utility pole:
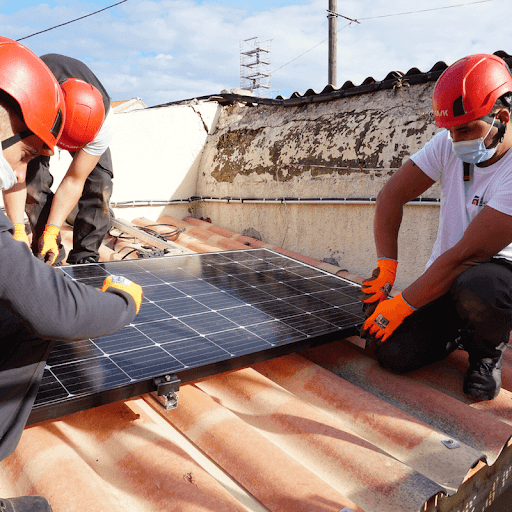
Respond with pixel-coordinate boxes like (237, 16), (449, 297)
(328, 0), (337, 87)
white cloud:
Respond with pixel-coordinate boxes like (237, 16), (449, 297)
(4, 0), (511, 106)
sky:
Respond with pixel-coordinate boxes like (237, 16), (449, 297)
(1, 0), (510, 107)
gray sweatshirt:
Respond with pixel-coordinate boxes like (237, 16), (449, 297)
(0, 210), (137, 343)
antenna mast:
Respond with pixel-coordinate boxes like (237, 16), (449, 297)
(240, 37), (272, 98)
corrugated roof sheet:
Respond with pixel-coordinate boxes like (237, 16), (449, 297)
(150, 51), (512, 109)
(1, 214), (511, 512)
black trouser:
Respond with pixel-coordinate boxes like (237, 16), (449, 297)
(375, 260), (512, 373)
(0, 306), (53, 460)
(25, 149), (113, 264)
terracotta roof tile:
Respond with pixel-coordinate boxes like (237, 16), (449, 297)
(2, 214), (512, 512)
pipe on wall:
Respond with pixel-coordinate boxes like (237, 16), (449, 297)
(110, 196), (440, 208)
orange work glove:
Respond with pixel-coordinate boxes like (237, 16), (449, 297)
(360, 293), (416, 342)
(360, 258), (398, 305)
(13, 223), (30, 248)
(37, 224), (62, 266)
(101, 275), (143, 314)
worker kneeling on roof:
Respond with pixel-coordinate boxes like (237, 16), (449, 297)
(0, 37), (142, 512)
(360, 53), (512, 401)
(3, 53), (114, 266)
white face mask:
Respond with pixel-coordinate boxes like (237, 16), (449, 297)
(451, 117), (498, 164)
(0, 139), (17, 191)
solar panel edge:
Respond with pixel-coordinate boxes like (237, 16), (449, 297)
(29, 249), (364, 422)
(28, 326), (358, 425)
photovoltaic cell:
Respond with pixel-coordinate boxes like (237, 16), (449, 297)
(30, 248), (365, 423)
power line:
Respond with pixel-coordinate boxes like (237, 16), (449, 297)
(273, 22), (352, 74)
(273, 0), (491, 74)
(359, 0), (491, 20)
(16, 0), (128, 42)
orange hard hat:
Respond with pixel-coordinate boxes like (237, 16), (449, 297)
(0, 36), (65, 155)
(58, 78), (105, 151)
(433, 54), (512, 128)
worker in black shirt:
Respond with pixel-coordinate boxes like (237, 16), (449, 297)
(3, 53), (115, 265)
(0, 38), (142, 512)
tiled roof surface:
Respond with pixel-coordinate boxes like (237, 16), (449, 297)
(1, 215), (512, 511)
(151, 51), (512, 109)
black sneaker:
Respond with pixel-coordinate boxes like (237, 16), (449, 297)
(463, 352), (504, 400)
(0, 496), (52, 512)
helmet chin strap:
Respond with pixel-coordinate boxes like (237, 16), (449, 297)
(481, 114), (507, 146)
(1, 129), (33, 150)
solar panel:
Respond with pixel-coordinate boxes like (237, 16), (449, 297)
(28, 249), (365, 424)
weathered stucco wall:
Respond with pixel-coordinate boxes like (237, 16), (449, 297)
(198, 83), (440, 199)
(194, 82), (443, 289)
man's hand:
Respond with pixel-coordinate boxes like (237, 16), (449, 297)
(101, 275), (143, 314)
(360, 293), (415, 342)
(37, 224), (62, 265)
(360, 258), (398, 306)
(13, 223), (30, 248)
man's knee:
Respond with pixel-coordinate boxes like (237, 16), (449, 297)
(84, 170), (112, 204)
(375, 339), (418, 374)
(451, 262), (512, 319)
(452, 263), (493, 296)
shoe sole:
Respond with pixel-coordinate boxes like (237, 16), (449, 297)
(464, 388), (499, 400)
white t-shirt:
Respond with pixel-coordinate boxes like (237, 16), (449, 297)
(411, 130), (512, 268)
(80, 108), (115, 157)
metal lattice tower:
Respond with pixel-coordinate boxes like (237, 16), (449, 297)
(240, 37), (272, 98)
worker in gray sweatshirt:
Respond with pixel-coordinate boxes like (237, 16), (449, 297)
(0, 37), (142, 512)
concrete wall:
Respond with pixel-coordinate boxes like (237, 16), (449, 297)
(192, 83), (443, 290)
(195, 201), (439, 289)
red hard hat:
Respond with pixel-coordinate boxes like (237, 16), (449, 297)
(0, 36), (64, 155)
(433, 54), (512, 128)
(58, 78), (105, 151)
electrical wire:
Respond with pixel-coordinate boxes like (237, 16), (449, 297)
(273, 22), (352, 74)
(107, 230), (175, 260)
(16, 0), (128, 42)
(104, 227), (141, 259)
(138, 223), (185, 242)
(358, 0), (491, 20)
(120, 247), (139, 260)
(273, 0), (491, 74)
(106, 223), (184, 260)
(107, 227), (136, 250)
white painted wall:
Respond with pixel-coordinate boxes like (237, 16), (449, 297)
(1, 101), (222, 221)
(108, 102), (221, 204)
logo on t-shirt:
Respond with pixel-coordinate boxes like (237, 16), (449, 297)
(472, 195), (486, 207)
